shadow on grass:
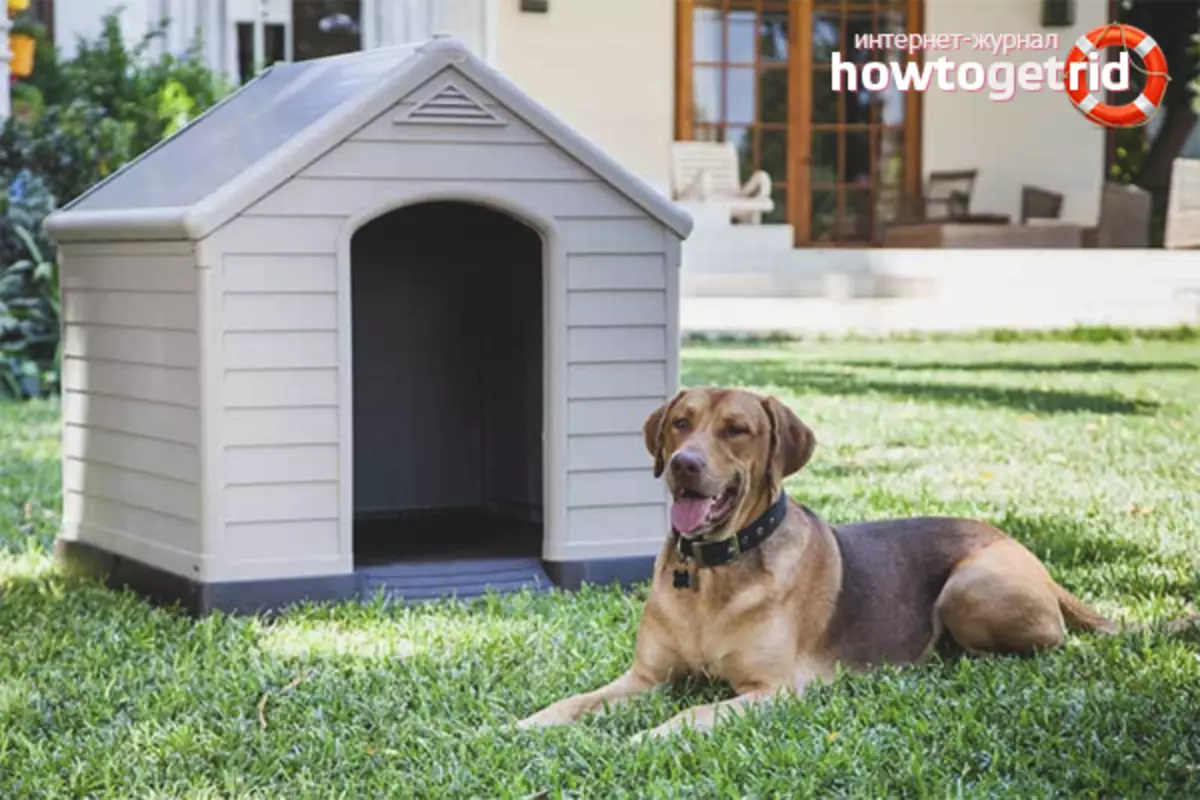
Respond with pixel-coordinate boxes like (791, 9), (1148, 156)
(808, 460), (922, 480)
(993, 512), (1158, 568)
(826, 359), (1199, 374)
(684, 358), (1159, 416)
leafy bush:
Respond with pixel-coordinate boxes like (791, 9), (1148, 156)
(0, 99), (136, 210)
(0, 9), (230, 397)
(0, 172), (60, 398)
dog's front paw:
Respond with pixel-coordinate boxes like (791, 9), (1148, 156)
(516, 704), (571, 729)
(629, 722), (677, 745)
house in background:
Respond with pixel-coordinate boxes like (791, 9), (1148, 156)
(26, 0), (1200, 332)
(33, 0), (1111, 225)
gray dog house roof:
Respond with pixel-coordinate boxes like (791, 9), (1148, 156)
(44, 37), (693, 243)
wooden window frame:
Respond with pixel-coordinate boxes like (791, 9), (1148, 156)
(675, 0), (925, 247)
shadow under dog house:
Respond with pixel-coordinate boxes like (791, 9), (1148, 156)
(43, 37), (693, 615)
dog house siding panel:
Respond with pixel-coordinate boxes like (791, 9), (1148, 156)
(568, 327), (667, 363)
(566, 504), (666, 541)
(560, 219), (666, 255)
(225, 483), (339, 523)
(64, 492), (198, 553)
(60, 255), (197, 292)
(246, 178), (639, 220)
(62, 392), (200, 446)
(223, 294), (338, 332)
(222, 254), (337, 292)
(568, 434), (648, 472)
(63, 423), (199, 481)
(63, 290), (198, 330)
(224, 520), (341, 562)
(301, 141), (592, 183)
(568, 470), (664, 508)
(63, 458), (200, 521)
(568, 397), (664, 436)
(567, 362), (667, 399)
(566, 254), (667, 291)
(224, 370), (339, 408)
(61, 358), (200, 407)
(224, 445), (340, 484)
(61, 520), (204, 578)
(223, 408), (339, 447)
(223, 332), (338, 370)
(546, 534), (664, 561)
(217, 216), (343, 255)
(59, 242), (196, 258)
(63, 326), (199, 370)
(567, 291), (666, 327)
(216, 556), (349, 583)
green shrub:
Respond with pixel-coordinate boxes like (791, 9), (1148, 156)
(0, 176), (60, 398)
(0, 9), (231, 397)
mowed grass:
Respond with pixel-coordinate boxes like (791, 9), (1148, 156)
(2, 338), (1199, 797)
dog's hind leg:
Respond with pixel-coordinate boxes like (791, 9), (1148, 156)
(934, 539), (1068, 656)
(914, 612), (947, 663)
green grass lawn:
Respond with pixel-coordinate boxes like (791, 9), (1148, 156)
(2, 337), (1199, 797)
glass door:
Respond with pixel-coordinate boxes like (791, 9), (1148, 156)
(676, 0), (924, 245)
(801, 0), (922, 244)
(680, 0), (793, 224)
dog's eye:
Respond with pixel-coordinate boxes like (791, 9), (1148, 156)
(723, 425), (751, 437)
(672, 418), (690, 432)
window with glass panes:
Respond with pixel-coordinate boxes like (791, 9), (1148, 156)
(675, 0), (923, 245)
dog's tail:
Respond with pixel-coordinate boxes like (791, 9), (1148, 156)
(1053, 584), (1120, 634)
(1053, 583), (1200, 635)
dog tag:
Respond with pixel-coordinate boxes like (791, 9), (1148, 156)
(673, 569), (691, 589)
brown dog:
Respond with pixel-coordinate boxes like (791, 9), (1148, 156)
(517, 386), (1157, 742)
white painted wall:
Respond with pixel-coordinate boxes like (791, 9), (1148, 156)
(50, 0), (494, 78)
(493, 0), (675, 196)
(53, 0), (151, 58)
(922, 0), (1109, 225)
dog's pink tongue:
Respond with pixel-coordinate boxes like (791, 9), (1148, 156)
(671, 496), (713, 535)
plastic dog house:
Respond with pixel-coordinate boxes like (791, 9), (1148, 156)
(43, 37), (693, 614)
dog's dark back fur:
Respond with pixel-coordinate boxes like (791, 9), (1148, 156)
(820, 515), (1003, 668)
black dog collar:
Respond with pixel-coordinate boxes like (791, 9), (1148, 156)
(671, 491), (790, 587)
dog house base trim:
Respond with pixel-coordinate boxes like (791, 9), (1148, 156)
(55, 538), (656, 616)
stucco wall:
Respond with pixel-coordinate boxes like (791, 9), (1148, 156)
(53, 0), (150, 58)
(922, 0), (1108, 225)
(493, 0), (675, 196)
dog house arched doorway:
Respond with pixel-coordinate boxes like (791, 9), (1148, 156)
(349, 200), (546, 591)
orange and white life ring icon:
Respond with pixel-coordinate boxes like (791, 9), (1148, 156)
(1065, 23), (1169, 128)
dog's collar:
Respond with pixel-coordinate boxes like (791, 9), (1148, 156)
(671, 491), (790, 574)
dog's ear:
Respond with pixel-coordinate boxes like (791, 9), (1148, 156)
(761, 394), (815, 486)
(643, 389), (687, 478)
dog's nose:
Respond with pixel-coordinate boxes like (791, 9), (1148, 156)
(669, 450), (705, 478)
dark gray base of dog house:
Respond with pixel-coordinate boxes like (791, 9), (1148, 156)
(55, 538), (655, 616)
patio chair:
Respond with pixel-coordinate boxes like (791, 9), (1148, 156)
(1083, 181), (1151, 248)
(890, 169), (1011, 230)
(670, 141), (774, 225)
(916, 169), (978, 220)
(1020, 185), (1065, 224)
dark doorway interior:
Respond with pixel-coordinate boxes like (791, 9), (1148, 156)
(350, 201), (543, 568)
